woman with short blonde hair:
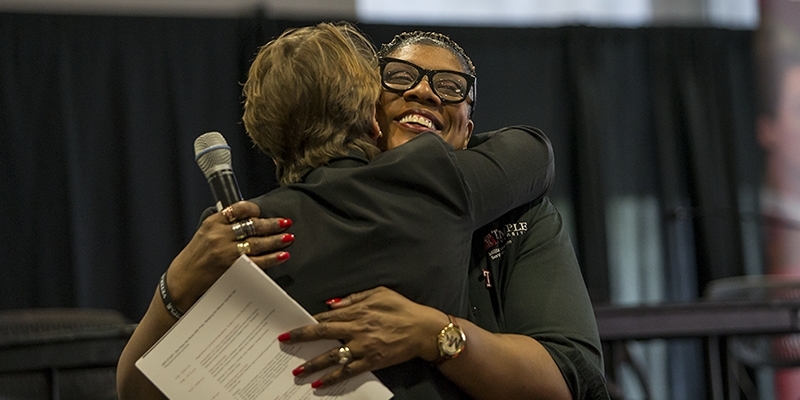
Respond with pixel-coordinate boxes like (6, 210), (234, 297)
(243, 22), (381, 185)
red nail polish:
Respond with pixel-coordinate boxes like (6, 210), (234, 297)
(311, 380), (323, 389)
(278, 332), (291, 342)
(279, 218), (292, 228)
(292, 365), (305, 377)
(325, 298), (341, 305)
(282, 233), (295, 243)
(277, 252), (290, 261)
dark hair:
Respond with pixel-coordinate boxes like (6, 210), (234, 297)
(378, 31), (477, 115)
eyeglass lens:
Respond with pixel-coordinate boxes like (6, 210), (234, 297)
(381, 61), (470, 103)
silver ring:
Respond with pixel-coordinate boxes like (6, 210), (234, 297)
(237, 241), (252, 255)
(232, 219), (256, 240)
(337, 346), (353, 365)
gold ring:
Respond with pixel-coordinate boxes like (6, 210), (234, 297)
(337, 346), (353, 365)
(221, 206), (237, 223)
(237, 241), (251, 255)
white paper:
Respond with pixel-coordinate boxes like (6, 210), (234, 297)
(136, 255), (393, 400)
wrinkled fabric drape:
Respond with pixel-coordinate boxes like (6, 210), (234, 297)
(0, 12), (280, 318)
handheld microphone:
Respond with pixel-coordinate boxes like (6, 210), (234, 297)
(194, 131), (243, 210)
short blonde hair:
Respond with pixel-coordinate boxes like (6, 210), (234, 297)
(242, 22), (381, 185)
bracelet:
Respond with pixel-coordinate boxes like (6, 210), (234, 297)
(159, 271), (185, 320)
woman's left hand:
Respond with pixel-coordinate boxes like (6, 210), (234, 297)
(277, 286), (448, 388)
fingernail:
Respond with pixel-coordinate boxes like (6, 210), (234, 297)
(325, 298), (341, 305)
(282, 233), (295, 243)
(279, 218), (292, 228)
(277, 252), (290, 261)
(292, 365), (305, 376)
(278, 332), (291, 342)
(311, 380), (324, 389)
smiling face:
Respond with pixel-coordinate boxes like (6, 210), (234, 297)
(377, 44), (474, 151)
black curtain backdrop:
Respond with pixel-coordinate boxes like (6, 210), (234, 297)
(1, 12), (761, 322)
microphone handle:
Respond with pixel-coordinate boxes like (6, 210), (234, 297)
(208, 169), (243, 210)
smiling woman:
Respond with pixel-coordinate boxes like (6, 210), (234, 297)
(279, 29), (609, 400)
(376, 34), (476, 151)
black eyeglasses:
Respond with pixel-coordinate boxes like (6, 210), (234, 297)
(379, 57), (476, 105)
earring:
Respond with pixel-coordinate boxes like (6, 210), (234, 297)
(378, 130), (383, 138)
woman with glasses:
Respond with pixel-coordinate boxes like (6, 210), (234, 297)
(281, 31), (610, 400)
(117, 22), (555, 400)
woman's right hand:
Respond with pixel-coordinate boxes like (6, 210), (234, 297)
(166, 200), (294, 312)
(277, 286), (448, 388)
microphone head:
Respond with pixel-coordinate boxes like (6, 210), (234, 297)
(194, 131), (233, 178)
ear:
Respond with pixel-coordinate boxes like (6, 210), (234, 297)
(462, 119), (475, 150)
(369, 104), (382, 142)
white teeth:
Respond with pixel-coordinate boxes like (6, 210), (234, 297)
(399, 114), (435, 130)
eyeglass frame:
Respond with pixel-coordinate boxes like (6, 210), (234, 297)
(378, 57), (476, 110)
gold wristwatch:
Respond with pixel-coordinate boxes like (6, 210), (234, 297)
(434, 314), (466, 365)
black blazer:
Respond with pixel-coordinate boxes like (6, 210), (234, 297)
(211, 126), (553, 399)
(253, 127), (553, 318)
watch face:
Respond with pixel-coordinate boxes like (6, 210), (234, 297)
(440, 325), (466, 356)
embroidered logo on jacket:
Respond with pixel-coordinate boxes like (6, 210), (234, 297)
(482, 222), (528, 260)
(505, 222), (528, 237)
(483, 229), (503, 249)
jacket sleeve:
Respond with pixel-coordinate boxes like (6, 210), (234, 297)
(455, 125), (555, 228)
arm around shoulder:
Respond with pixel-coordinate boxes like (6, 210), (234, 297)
(458, 125), (556, 228)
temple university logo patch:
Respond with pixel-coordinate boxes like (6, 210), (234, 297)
(483, 222), (528, 260)
(483, 229), (503, 249)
